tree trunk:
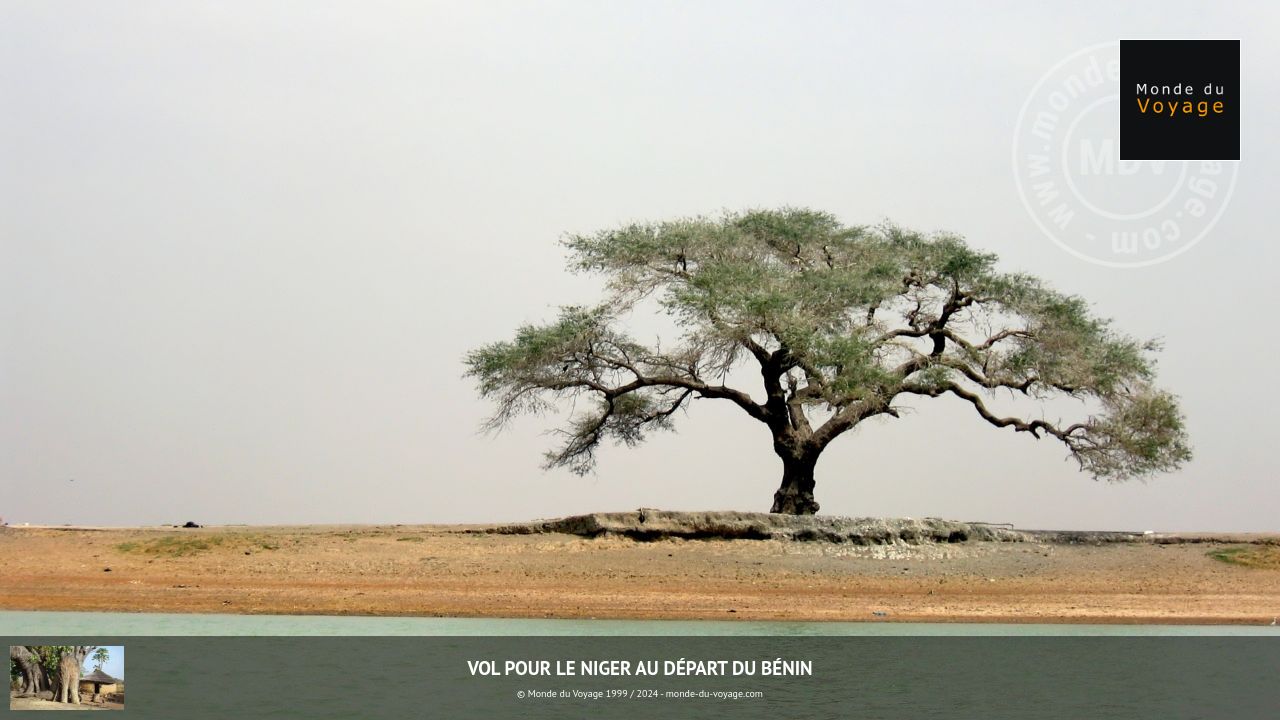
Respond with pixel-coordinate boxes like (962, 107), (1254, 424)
(10, 646), (49, 696)
(55, 654), (73, 703)
(53, 650), (84, 703)
(770, 453), (820, 515)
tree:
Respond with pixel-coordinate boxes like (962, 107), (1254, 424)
(8, 646), (94, 703)
(465, 209), (1190, 514)
(10, 646), (51, 697)
(90, 648), (109, 671)
(52, 647), (88, 704)
(12, 647), (39, 694)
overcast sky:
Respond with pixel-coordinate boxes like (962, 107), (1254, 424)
(3, 1), (1277, 531)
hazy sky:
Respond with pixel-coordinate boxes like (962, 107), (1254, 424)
(3, 2), (1277, 530)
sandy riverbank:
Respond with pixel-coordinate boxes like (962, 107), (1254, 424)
(9, 693), (123, 711)
(1, 523), (1277, 624)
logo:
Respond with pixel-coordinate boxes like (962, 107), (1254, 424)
(1013, 42), (1238, 267)
(1120, 40), (1239, 160)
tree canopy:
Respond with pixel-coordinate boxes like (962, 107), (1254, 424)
(465, 208), (1190, 514)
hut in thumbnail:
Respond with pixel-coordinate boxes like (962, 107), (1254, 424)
(78, 668), (121, 698)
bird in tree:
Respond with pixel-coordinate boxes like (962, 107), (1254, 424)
(465, 208), (1190, 515)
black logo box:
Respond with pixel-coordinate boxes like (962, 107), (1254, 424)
(1120, 40), (1239, 160)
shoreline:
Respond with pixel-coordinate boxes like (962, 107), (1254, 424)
(2, 607), (1276, 627)
(3, 523), (1278, 625)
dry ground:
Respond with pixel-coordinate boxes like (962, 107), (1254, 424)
(1, 524), (1278, 623)
(9, 693), (123, 711)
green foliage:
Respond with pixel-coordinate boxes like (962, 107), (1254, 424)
(466, 208), (1191, 485)
(1207, 545), (1280, 569)
(1072, 387), (1191, 479)
(115, 534), (286, 557)
(542, 391), (685, 475)
(116, 535), (226, 557)
(31, 646), (74, 674)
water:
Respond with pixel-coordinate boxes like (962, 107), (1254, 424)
(1, 610), (1275, 635)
